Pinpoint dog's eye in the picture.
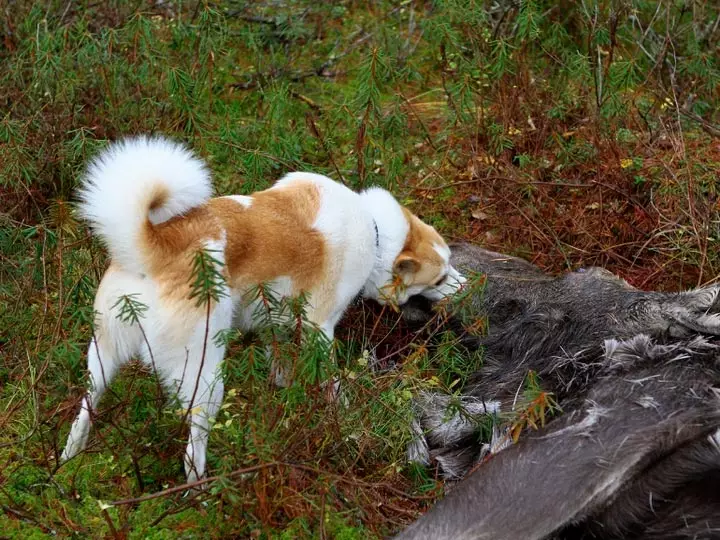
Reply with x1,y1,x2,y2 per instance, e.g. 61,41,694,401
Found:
433,274,448,286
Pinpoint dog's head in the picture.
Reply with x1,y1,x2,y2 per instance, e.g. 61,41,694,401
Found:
361,188,465,306
388,208,465,305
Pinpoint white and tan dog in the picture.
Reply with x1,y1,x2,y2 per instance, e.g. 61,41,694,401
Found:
60,135,464,483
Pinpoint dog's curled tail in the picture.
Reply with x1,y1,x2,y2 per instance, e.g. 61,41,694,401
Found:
77,136,212,274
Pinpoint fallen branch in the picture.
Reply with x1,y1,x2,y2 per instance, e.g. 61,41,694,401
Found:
110,460,436,506
679,108,720,138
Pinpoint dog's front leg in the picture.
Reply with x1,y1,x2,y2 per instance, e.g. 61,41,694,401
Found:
313,320,348,404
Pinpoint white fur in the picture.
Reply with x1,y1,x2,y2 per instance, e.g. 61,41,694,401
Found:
308,175,377,330
423,265,467,302
222,195,253,208
77,136,212,274
359,187,410,302
434,243,451,263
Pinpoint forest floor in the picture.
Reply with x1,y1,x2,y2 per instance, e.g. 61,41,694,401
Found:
1,1,719,537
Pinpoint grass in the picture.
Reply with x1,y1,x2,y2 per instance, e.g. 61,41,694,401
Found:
1,0,719,537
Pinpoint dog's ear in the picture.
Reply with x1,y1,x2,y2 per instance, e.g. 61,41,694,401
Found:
394,253,420,276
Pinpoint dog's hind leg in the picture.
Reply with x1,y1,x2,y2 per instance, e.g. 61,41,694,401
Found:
162,295,233,484
182,372,224,485
61,270,145,462
61,338,120,461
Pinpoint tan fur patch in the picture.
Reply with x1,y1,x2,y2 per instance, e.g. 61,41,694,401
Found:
148,184,169,211
210,181,325,292
138,180,326,310
396,207,447,285
141,206,220,305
